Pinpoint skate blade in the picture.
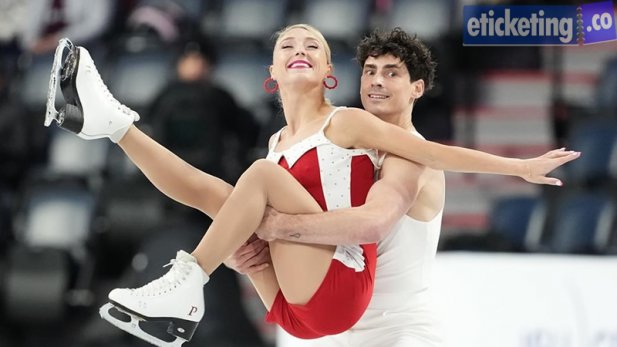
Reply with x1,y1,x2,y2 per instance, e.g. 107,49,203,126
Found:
44,38,75,127
99,303,187,347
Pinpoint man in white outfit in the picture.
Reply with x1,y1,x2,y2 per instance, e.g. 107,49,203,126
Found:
226,28,446,346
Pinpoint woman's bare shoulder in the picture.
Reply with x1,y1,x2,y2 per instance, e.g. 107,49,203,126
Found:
333,107,374,125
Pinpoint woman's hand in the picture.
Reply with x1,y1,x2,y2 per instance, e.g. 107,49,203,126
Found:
521,148,580,185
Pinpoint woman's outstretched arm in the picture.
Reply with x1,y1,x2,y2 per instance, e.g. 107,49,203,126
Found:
118,125,233,218
335,108,580,185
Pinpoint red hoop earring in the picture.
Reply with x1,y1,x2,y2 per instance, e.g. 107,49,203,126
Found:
263,77,278,94
323,75,338,90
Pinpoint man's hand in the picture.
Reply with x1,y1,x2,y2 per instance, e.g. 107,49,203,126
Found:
255,206,287,241
224,234,270,275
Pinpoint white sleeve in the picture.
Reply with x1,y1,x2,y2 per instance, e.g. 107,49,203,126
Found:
59,0,113,44
20,0,48,49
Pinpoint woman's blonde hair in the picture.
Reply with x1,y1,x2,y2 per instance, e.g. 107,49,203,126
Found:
273,24,332,64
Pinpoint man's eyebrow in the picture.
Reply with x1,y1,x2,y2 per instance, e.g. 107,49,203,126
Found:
363,63,403,69
383,63,403,69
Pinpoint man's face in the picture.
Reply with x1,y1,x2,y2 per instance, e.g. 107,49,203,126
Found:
360,54,417,119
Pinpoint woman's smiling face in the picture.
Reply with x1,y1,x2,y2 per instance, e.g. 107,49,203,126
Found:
270,26,332,90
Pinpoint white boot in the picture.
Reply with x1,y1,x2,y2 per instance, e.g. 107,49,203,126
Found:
45,38,139,143
100,251,210,347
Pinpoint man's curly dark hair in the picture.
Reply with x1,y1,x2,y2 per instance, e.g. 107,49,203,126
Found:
356,28,437,91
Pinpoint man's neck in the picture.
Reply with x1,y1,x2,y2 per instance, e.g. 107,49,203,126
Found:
378,111,414,132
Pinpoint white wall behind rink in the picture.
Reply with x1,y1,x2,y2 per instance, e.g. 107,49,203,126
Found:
276,253,617,347
432,253,617,347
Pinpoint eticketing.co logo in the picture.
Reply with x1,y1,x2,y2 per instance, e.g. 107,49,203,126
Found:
463,1,617,45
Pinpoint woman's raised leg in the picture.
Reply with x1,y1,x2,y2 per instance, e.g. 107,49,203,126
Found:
101,159,336,345
192,159,336,305
118,126,233,217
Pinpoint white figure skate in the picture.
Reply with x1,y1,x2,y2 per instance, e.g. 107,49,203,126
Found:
45,38,139,142
100,251,210,347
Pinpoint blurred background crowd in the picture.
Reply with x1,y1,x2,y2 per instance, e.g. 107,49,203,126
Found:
0,0,616,346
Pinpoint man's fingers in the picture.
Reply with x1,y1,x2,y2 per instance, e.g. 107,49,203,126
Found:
238,245,270,271
245,262,269,275
246,245,271,265
255,244,271,261
234,248,256,266
226,245,262,270
236,239,267,257
234,244,253,259
226,237,270,274
246,233,260,243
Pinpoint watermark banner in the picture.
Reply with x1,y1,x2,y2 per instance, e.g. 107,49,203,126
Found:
463,1,616,45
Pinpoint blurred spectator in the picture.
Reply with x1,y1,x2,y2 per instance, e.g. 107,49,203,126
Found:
0,96,29,187
0,1,30,183
0,0,26,96
148,36,260,184
0,0,26,44
22,0,113,54
126,0,204,44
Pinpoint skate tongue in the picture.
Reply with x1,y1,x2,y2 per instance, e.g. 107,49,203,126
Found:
175,251,210,285
175,250,196,263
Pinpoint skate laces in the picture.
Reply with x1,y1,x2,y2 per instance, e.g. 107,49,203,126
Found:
86,59,135,118
132,259,193,297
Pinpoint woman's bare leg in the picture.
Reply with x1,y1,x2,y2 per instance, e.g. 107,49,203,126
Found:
245,266,280,310
118,125,233,217
117,126,284,307
117,127,329,308
117,128,301,309
192,159,335,306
